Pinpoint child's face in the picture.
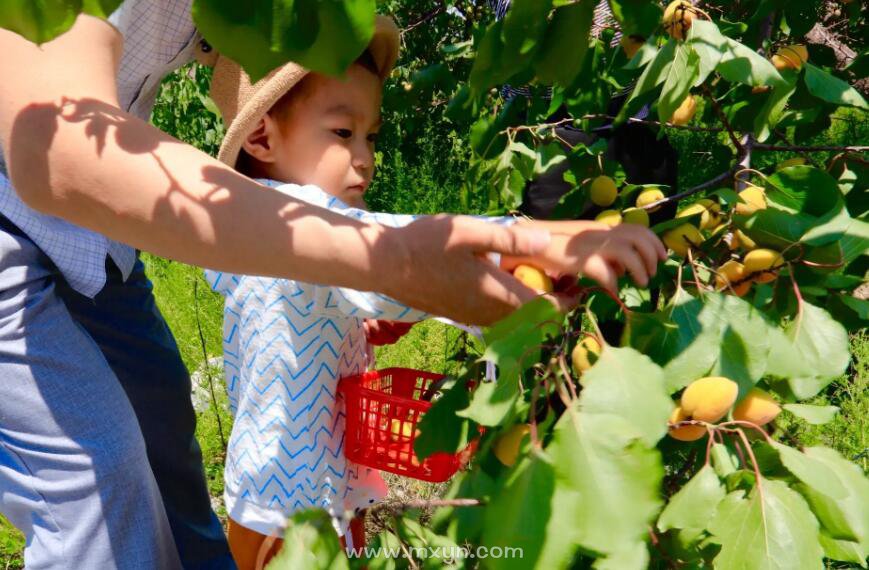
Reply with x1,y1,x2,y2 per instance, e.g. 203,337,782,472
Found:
267,64,382,209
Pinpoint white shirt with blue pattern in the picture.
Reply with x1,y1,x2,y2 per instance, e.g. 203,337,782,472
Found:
205,180,436,537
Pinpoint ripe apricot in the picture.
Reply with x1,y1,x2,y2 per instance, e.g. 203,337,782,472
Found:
494,424,531,467
697,199,722,227
743,248,784,284
668,406,707,441
514,264,554,293
636,188,665,212
595,209,622,227
735,185,767,216
571,336,601,377
663,1,696,40
729,228,757,252
622,207,650,227
620,36,645,59
670,94,697,126
681,376,738,423
590,175,618,207
771,44,808,71
677,200,718,231
663,224,703,258
715,260,751,297
732,388,781,426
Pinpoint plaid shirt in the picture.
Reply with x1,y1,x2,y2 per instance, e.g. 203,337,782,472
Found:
0,0,200,297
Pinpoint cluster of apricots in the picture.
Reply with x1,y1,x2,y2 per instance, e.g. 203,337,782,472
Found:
590,176,670,229
669,376,781,441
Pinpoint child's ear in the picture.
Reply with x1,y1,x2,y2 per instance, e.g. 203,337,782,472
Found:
241,115,280,164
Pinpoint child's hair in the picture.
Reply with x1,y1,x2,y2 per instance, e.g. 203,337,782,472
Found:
236,49,381,177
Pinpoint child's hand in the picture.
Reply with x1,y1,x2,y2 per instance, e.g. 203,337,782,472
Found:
508,220,668,292
364,320,414,346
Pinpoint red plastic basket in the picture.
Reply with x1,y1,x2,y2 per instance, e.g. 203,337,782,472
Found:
338,368,478,483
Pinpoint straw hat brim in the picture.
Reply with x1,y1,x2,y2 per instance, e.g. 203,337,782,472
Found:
213,15,400,167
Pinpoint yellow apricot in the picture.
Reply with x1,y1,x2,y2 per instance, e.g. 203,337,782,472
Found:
622,207,650,227
514,264,554,293
771,44,809,71
620,36,645,59
670,94,697,126
681,376,739,423
735,185,767,216
663,1,696,41
715,260,751,297
732,388,781,426
636,188,666,212
776,157,806,170
663,224,704,258
390,418,415,439
590,175,618,207
697,198,722,226
571,336,602,377
668,406,707,441
494,424,531,467
743,248,784,284
730,228,757,251
596,209,623,227
676,201,718,230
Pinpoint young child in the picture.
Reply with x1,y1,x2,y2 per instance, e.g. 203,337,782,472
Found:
205,14,666,569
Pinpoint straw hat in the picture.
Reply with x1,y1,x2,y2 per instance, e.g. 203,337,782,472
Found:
210,15,400,167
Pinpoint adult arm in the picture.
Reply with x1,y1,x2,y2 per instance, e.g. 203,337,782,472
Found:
0,15,550,325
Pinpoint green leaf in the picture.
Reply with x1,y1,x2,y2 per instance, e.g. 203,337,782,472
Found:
708,479,824,570
459,298,560,426
606,0,662,37
623,39,677,110
765,166,841,218
794,447,869,553
81,0,121,18
657,42,700,124
686,20,725,87
658,465,726,534
716,37,784,87
481,454,562,570
782,404,839,425
711,443,740,478
548,410,664,560
0,0,84,44
469,20,510,94
627,291,774,394
193,0,376,81
414,378,474,459
803,63,868,110
268,509,349,570
819,532,868,568
770,441,847,500
754,80,797,142
578,347,673,447
501,0,552,58
534,1,595,87
765,302,850,399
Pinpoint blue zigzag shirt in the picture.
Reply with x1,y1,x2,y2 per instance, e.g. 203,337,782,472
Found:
205,180,439,537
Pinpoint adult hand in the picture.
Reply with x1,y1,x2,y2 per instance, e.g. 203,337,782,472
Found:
381,216,567,325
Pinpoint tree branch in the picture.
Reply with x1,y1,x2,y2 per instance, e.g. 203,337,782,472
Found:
401,1,447,36
753,143,869,153
703,85,743,153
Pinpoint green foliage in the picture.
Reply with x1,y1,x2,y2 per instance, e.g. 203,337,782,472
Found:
2,1,867,568
0,0,122,44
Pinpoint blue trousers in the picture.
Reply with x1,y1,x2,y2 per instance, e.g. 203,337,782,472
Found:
0,216,234,569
